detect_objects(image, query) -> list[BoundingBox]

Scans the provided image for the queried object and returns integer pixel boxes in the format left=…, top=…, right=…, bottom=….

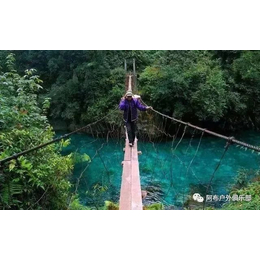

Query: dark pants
left=126, top=121, right=137, bottom=144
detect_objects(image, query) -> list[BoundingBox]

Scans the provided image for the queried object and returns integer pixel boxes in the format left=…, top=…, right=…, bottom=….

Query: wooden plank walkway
left=119, top=71, right=142, bottom=210
left=125, top=74, right=134, bottom=92
left=119, top=136, right=143, bottom=210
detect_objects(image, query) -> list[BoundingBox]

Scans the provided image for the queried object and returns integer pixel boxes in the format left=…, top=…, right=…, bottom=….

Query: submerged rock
left=142, top=184, right=165, bottom=206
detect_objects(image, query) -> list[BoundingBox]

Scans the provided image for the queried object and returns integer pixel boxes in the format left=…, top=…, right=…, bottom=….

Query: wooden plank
left=124, top=126, right=131, bottom=161
left=131, top=139, right=142, bottom=210
left=124, top=139, right=131, bottom=161
left=131, top=161, right=142, bottom=210
left=119, top=161, right=132, bottom=209
left=119, top=75, right=142, bottom=210
left=119, top=138, right=143, bottom=210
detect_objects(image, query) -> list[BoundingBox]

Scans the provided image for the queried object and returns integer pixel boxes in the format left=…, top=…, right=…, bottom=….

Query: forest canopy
left=1, top=50, right=260, bottom=133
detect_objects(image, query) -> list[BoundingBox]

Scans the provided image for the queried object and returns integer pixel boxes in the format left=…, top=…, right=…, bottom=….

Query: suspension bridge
left=1, top=61, right=260, bottom=210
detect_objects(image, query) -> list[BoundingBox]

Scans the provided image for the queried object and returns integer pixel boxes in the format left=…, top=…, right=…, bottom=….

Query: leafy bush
left=222, top=181, right=260, bottom=210
left=143, top=203, right=164, bottom=210
left=0, top=54, right=75, bottom=209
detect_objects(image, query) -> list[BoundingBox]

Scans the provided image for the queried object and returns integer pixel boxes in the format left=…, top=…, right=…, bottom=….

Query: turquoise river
left=58, top=130, right=260, bottom=209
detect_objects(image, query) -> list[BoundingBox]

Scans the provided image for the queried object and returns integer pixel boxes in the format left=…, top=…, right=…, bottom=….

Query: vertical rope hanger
left=202, top=137, right=234, bottom=210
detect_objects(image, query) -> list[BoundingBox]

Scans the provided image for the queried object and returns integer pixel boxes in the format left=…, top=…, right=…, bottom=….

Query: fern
left=0, top=182, right=23, bottom=208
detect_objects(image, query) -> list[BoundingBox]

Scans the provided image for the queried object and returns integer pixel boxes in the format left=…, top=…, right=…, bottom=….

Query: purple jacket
left=119, top=98, right=147, bottom=122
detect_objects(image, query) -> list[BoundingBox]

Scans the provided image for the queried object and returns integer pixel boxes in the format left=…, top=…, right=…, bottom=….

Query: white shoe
left=129, top=143, right=133, bottom=147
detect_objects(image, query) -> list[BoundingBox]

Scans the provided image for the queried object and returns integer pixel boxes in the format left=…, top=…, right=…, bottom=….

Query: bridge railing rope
left=0, top=105, right=119, bottom=166
left=140, top=98, right=260, bottom=153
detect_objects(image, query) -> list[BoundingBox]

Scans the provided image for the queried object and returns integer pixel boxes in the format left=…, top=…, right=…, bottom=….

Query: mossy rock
left=104, top=201, right=119, bottom=210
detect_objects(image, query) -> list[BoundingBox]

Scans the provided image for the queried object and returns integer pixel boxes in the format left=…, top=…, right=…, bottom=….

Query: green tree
left=0, top=54, right=74, bottom=209
left=139, top=51, right=228, bottom=122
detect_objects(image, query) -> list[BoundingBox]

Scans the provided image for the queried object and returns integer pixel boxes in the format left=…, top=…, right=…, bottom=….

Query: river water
left=59, top=130, right=260, bottom=209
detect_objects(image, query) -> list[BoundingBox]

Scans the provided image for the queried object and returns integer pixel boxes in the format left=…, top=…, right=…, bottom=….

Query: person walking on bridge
left=119, top=91, right=152, bottom=147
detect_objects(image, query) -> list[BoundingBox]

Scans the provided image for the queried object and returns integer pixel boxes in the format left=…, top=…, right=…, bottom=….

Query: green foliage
left=103, top=201, right=165, bottom=210
left=138, top=50, right=260, bottom=131
left=6, top=51, right=152, bottom=127
left=104, top=200, right=119, bottom=210
left=143, top=202, right=164, bottom=210
left=5, top=50, right=260, bottom=132
left=222, top=181, right=260, bottom=210
left=139, top=51, right=228, bottom=122
left=42, top=97, right=51, bottom=115
left=221, top=167, right=260, bottom=210
left=72, top=153, right=91, bottom=164
left=85, top=183, right=109, bottom=209
left=0, top=54, right=75, bottom=210
left=69, top=196, right=91, bottom=210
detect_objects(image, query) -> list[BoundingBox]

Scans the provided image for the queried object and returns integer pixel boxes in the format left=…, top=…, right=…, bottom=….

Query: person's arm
left=119, top=97, right=126, bottom=110
left=135, top=99, right=151, bottom=111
